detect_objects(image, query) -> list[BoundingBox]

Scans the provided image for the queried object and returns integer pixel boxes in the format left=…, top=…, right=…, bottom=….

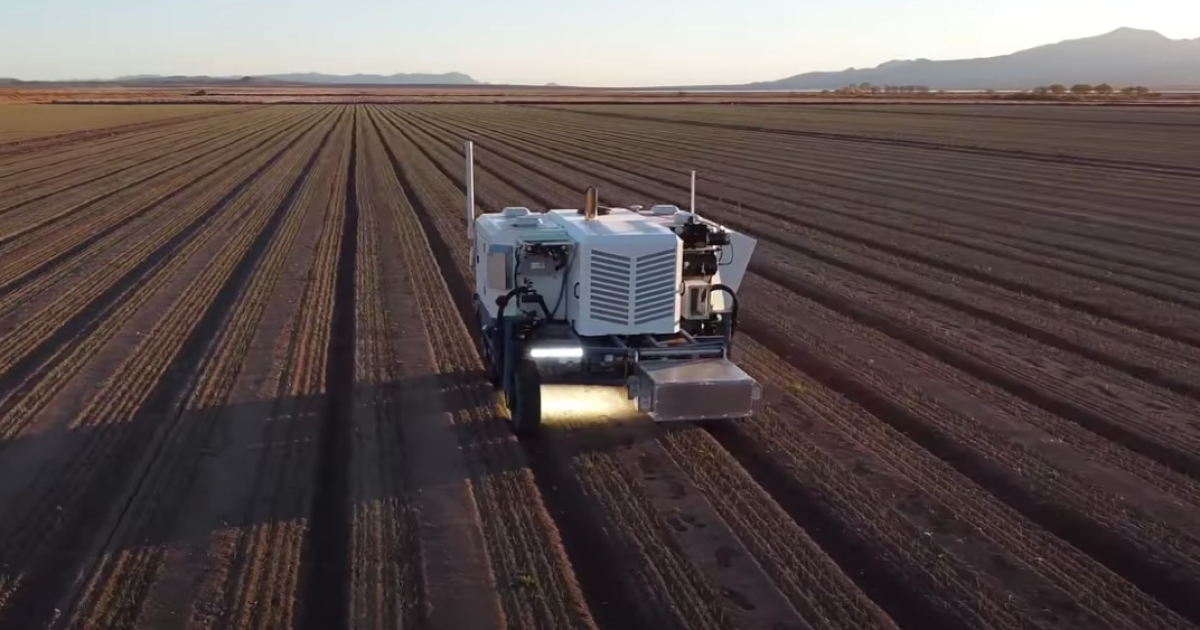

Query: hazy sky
left=2, top=0, right=1197, bottom=86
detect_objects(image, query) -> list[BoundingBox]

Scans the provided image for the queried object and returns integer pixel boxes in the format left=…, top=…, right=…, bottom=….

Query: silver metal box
left=629, top=358, right=760, bottom=422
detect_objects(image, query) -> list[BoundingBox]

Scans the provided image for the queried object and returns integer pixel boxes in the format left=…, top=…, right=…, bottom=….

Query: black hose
left=550, top=249, right=574, bottom=320
left=495, top=285, right=530, bottom=313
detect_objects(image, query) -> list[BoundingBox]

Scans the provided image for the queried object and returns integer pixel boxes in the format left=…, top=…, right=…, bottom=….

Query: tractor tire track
left=344, top=107, right=433, bottom=630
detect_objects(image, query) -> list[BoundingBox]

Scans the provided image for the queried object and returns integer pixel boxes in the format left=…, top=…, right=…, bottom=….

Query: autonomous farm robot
left=465, top=141, right=763, bottom=434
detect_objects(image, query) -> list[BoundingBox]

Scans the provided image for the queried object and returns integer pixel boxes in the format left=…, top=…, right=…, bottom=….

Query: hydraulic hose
left=495, top=285, right=530, bottom=313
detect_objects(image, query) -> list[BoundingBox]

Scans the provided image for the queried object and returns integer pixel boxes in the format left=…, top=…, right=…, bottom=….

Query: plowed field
left=1, top=103, right=1199, bottom=630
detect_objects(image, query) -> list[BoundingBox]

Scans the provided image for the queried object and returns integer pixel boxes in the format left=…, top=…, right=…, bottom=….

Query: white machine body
left=473, top=207, right=571, bottom=321
left=472, top=205, right=756, bottom=339
left=464, top=140, right=763, bottom=427
left=552, top=209, right=679, bottom=336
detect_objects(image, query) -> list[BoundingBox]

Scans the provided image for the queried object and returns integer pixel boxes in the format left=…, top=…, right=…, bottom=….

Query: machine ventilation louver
left=588, top=250, right=632, bottom=324
left=587, top=249, right=677, bottom=326
left=634, top=250, right=677, bottom=324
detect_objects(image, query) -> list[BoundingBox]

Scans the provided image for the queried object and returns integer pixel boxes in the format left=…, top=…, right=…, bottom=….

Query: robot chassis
left=465, top=141, right=762, bottom=434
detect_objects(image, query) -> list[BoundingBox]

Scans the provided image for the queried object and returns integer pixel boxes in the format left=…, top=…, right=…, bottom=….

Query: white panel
left=545, top=209, right=681, bottom=337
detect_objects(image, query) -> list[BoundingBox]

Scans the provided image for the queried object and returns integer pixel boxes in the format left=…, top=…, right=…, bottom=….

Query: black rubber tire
left=482, top=329, right=501, bottom=387
left=508, top=359, right=542, bottom=436
left=475, top=305, right=501, bottom=387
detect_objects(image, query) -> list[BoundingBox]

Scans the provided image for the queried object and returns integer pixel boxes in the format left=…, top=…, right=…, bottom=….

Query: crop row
left=384, top=104, right=1200, bottom=629
left=0, top=106, right=341, bottom=628
left=536, top=104, right=1200, bottom=173
left=0, top=104, right=1197, bottom=630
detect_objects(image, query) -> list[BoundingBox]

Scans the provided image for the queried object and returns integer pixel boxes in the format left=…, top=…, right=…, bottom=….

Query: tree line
left=826, top=83, right=932, bottom=95
left=819, top=82, right=1160, bottom=99
left=1027, top=84, right=1155, bottom=96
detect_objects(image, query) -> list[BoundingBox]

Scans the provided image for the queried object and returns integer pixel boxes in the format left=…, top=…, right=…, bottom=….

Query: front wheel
left=508, top=359, right=542, bottom=435
left=481, top=327, right=501, bottom=387
left=476, top=304, right=500, bottom=388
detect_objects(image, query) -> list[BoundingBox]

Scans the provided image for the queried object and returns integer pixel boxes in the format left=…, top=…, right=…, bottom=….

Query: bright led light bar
left=529, top=346, right=584, bottom=359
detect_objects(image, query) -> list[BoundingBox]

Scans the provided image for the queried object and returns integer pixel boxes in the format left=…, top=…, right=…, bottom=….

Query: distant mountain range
left=2, top=28, right=1197, bottom=90
left=266, top=72, right=477, bottom=84
left=114, top=72, right=479, bottom=85
left=727, top=28, right=1200, bottom=90
left=1, top=72, right=480, bottom=87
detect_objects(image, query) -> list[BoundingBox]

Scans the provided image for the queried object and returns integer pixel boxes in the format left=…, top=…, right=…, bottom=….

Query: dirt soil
left=0, top=102, right=1198, bottom=630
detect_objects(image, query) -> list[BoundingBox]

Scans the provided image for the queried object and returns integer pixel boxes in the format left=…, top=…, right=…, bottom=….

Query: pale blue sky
left=2, top=0, right=1196, bottom=86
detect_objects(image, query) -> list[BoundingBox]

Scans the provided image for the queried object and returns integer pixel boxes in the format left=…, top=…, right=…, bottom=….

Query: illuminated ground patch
left=539, top=384, right=644, bottom=426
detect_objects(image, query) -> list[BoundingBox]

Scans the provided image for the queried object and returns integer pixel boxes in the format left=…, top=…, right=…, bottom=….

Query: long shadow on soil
left=0, top=375, right=496, bottom=555
left=0, top=370, right=661, bottom=630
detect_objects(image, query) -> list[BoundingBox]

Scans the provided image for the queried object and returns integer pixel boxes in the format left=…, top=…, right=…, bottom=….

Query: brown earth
left=4, top=85, right=1200, bottom=105
left=0, top=102, right=1198, bottom=630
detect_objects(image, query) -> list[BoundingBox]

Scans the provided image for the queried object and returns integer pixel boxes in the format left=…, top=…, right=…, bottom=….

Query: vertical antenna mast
left=465, top=141, right=475, bottom=238
left=690, top=170, right=697, bottom=216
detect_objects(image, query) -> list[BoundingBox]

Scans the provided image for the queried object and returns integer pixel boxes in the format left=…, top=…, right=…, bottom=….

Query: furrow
left=502, top=108, right=1200, bottom=275
left=0, top=109, right=325, bottom=326
left=0, top=110, right=329, bottom=443
left=302, top=104, right=358, bottom=630
left=0, top=108, right=310, bottom=241
left=382, top=106, right=900, bottom=630
left=47, top=109, right=342, bottom=630
left=0, top=108, right=337, bottom=630
left=370, top=108, right=608, bottom=630
left=209, top=107, right=350, bottom=630
left=344, top=106, right=429, bottom=630
left=531, top=105, right=1200, bottom=178
left=0, top=107, right=268, bottom=199
left=404, top=109, right=1200, bottom=468
left=393, top=105, right=1200, bottom=624
left=515, top=106, right=1200, bottom=241
left=0, top=107, right=241, bottom=162
left=413, top=107, right=1200, bottom=349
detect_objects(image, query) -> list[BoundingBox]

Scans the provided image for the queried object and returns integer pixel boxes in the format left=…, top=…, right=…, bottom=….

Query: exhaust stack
left=584, top=186, right=598, bottom=221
